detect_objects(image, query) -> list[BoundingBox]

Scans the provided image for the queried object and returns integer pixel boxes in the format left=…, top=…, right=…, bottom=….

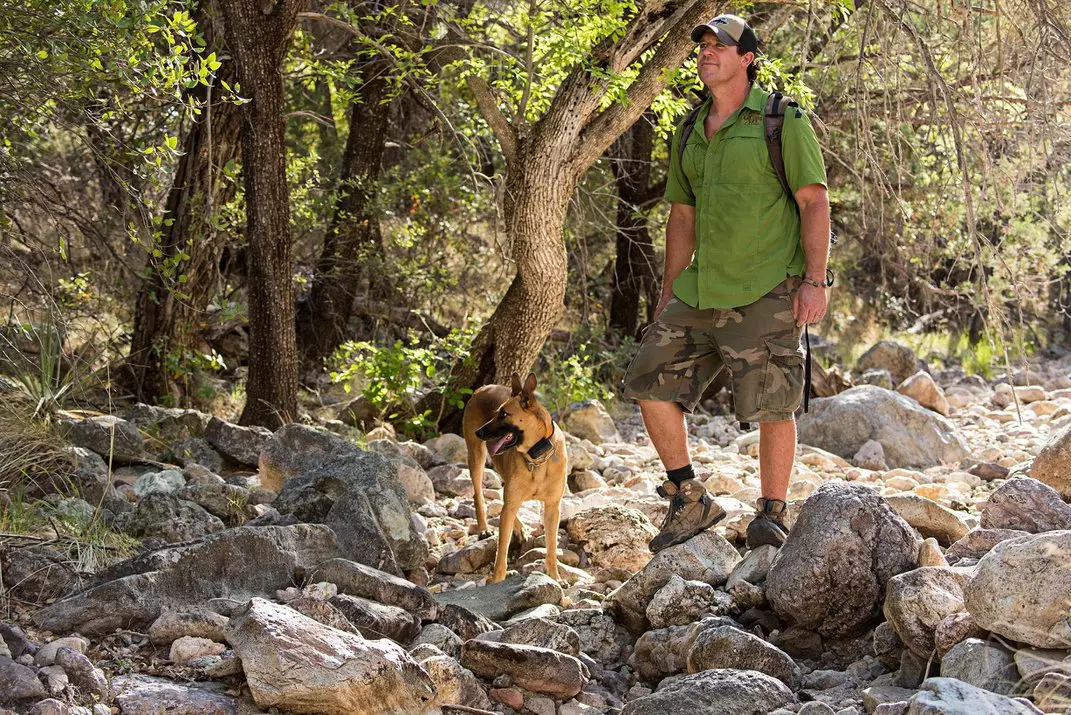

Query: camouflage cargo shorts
left=622, top=276, right=805, bottom=422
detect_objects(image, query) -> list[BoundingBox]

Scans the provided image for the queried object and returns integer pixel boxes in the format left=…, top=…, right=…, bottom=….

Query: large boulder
left=309, top=558, right=439, bottom=620
left=60, top=414, right=145, bottom=463
left=566, top=506, right=658, bottom=573
left=268, top=427, right=427, bottom=574
left=328, top=594, right=421, bottom=644
left=946, top=528, right=1030, bottom=564
left=856, top=340, right=920, bottom=386
left=885, top=494, right=970, bottom=546
left=1030, top=422, right=1071, bottom=499
left=433, top=572, right=562, bottom=623
left=940, top=638, right=1019, bottom=695
left=460, top=640, right=588, bottom=699
left=621, top=669, right=794, bottom=715
left=686, top=625, right=801, bottom=690
left=111, top=674, right=238, bottom=714
left=125, top=404, right=211, bottom=441
left=227, top=598, right=436, bottom=714
left=205, top=416, right=272, bottom=467
left=905, top=677, right=1042, bottom=714
left=767, top=482, right=920, bottom=638
left=796, top=386, right=968, bottom=469
left=883, top=566, right=969, bottom=658
left=34, top=525, right=341, bottom=635
left=980, top=477, right=1071, bottom=533
left=125, top=493, right=225, bottom=543
left=366, top=439, right=436, bottom=505
left=605, top=531, right=741, bottom=635
left=554, top=608, right=634, bottom=666
left=963, top=530, right=1071, bottom=648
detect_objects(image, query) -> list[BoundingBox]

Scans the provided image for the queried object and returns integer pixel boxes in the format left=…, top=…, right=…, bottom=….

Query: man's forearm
left=662, top=203, right=697, bottom=297
left=798, top=192, right=831, bottom=281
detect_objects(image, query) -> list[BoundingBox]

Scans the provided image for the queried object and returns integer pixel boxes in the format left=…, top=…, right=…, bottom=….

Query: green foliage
left=538, top=342, right=617, bottom=415
left=0, top=318, right=75, bottom=420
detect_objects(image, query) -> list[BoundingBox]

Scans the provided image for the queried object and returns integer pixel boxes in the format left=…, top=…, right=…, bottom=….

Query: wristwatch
left=801, top=270, right=835, bottom=288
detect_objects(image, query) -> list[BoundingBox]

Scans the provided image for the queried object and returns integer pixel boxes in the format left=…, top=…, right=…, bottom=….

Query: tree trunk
left=218, top=0, right=305, bottom=429
left=296, top=58, right=393, bottom=367
left=126, top=1, right=240, bottom=403
left=608, top=114, right=660, bottom=340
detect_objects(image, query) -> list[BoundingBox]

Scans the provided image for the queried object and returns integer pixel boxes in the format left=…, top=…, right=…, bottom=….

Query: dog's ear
left=523, top=373, right=537, bottom=398
left=510, top=372, right=523, bottom=396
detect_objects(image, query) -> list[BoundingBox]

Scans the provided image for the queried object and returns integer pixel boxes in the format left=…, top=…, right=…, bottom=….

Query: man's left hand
left=793, top=282, right=828, bottom=327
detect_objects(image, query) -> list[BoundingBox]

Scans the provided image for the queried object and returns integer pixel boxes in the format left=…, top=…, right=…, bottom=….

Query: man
left=623, top=14, right=831, bottom=552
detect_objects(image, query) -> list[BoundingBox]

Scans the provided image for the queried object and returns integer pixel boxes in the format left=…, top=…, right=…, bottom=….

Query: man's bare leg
left=638, top=400, right=691, bottom=470
left=747, top=418, right=796, bottom=548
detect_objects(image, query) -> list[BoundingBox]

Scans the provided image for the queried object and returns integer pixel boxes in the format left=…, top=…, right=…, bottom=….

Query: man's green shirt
left=664, top=85, right=827, bottom=309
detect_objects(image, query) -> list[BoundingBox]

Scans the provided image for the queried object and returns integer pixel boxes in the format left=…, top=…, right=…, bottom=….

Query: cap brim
left=691, top=23, right=738, bottom=45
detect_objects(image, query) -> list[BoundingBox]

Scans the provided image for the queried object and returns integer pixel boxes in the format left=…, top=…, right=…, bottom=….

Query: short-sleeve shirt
left=664, top=84, right=827, bottom=309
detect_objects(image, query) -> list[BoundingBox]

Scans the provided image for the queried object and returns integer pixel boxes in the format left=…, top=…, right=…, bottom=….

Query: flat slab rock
left=433, top=573, right=563, bottom=623
left=111, top=674, right=239, bottom=715
left=621, top=668, right=795, bottom=715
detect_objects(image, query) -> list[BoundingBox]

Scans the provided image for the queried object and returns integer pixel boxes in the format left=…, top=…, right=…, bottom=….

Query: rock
left=946, top=528, right=1030, bottom=564
left=555, top=608, right=634, bottom=666
left=329, top=594, right=422, bottom=644
left=437, top=537, right=497, bottom=574
left=873, top=621, right=905, bottom=667
left=126, top=404, right=211, bottom=441
left=410, top=624, right=463, bottom=660
left=1014, top=647, right=1071, bottom=684
left=606, top=531, right=741, bottom=635
left=562, top=400, right=621, bottom=444
left=567, top=506, right=658, bottom=573
left=226, top=598, right=435, bottom=713
left=727, top=544, right=778, bottom=587
left=420, top=654, right=493, bottom=710
left=883, top=567, right=968, bottom=658
left=933, top=612, right=985, bottom=659
left=55, top=646, right=108, bottom=698
left=500, top=617, right=581, bottom=656
left=1030, top=422, right=1071, bottom=499
left=963, top=530, right=1071, bottom=648
left=0, top=624, right=35, bottom=660
left=34, top=636, right=88, bottom=666
left=860, top=368, right=895, bottom=390
left=205, top=416, right=272, bottom=467
left=687, top=625, right=801, bottom=690
left=917, top=538, right=947, bottom=568
left=60, top=414, right=144, bottom=463
left=111, top=674, right=239, bottom=714
left=288, top=595, right=359, bottom=635
left=269, top=429, right=427, bottom=574
left=66, top=447, right=114, bottom=506
left=767, top=482, right=919, bottom=638
left=864, top=686, right=917, bottom=712
left=461, top=639, right=588, bottom=699
left=905, top=677, right=1041, bottom=714
left=309, top=558, right=439, bottom=620
left=168, top=438, right=223, bottom=473
left=0, top=656, right=47, bottom=705
left=980, top=477, right=1071, bottom=533
left=969, top=462, right=1010, bottom=482
left=148, top=607, right=230, bottom=645
left=940, top=639, right=1018, bottom=695
left=125, top=493, right=225, bottom=542
left=336, top=394, right=380, bottom=428
left=797, top=386, right=968, bottom=469
left=621, top=668, right=795, bottom=715
left=1, top=547, right=79, bottom=603
left=646, top=574, right=717, bottom=629
left=897, top=372, right=950, bottom=416
left=770, top=626, right=824, bottom=661
left=131, top=469, right=186, bottom=497
left=854, top=440, right=888, bottom=470
left=169, top=636, right=225, bottom=665
left=436, top=602, right=498, bottom=641
left=885, top=495, right=969, bottom=547
left=423, top=432, right=468, bottom=466
left=366, top=439, right=436, bottom=505
left=434, top=572, right=562, bottom=622
left=427, top=464, right=474, bottom=497
left=34, top=524, right=341, bottom=635
left=570, top=469, right=608, bottom=492
left=857, top=341, right=920, bottom=386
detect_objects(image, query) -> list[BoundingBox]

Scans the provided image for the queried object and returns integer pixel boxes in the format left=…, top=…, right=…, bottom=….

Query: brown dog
left=462, top=373, right=567, bottom=583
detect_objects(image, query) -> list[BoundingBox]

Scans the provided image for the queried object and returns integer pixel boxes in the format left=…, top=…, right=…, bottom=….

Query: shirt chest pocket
left=718, top=122, right=775, bottom=184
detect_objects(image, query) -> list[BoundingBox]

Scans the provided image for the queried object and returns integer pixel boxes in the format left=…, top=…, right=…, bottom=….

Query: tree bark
left=608, top=114, right=661, bottom=340
left=126, top=1, right=240, bottom=403
left=218, top=0, right=305, bottom=428
left=296, top=58, right=393, bottom=367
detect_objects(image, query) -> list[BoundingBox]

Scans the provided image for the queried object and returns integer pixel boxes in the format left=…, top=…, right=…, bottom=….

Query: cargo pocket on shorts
left=757, top=339, right=805, bottom=416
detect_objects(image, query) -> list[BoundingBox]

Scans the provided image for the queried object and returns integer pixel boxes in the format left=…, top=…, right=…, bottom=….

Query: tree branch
left=467, top=76, right=519, bottom=167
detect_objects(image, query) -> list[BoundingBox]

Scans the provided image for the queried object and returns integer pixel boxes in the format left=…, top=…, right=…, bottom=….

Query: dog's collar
left=522, top=425, right=556, bottom=470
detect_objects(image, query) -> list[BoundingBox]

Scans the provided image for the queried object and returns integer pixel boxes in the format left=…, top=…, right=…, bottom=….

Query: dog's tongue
left=488, top=434, right=512, bottom=456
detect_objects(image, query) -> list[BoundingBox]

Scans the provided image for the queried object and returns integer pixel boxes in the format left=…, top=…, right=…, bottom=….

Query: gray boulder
left=309, top=558, right=439, bottom=620
left=204, top=416, right=272, bottom=467
left=111, top=674, right=238, bottom=714
left=329, top=594, right=421, bottom=644
left=461, top=639, right=588, bottom=699
left=883, top=566, right=969, bottom=658
left=169, top=437, right=223, bottom=472
left=126, top=404, right=211, bottom=441
left=857, top=340, right=920, bottom=386
left=60, top=414, right=145, bottom=463
left=621, top=668, right=795, bottom=715
left=555, top=608, right=634, bottom=666
left=125, top=493, right=225, bottom=543
left=946, top=528, right=1030, bottom=565
left=767, top=482, right=919, bottom=638
left=940, top=638, right=1019, bottom=695
left=500, top=616, right=581, bottom=656
left=687, top=625, right=802, bottom=690
left=0, top=656, right=47, bottom=706
left=905, top=677, right=1042, bottom=714
left=433, top=572, right=563, bottom=623
left=980, top=477, right=1071, bottom=533
left=797, top=386, right=968, bottom=469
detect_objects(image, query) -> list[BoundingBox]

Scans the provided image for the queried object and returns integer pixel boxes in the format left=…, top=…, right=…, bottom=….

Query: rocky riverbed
left=2, top=340, right=1071, bottom=715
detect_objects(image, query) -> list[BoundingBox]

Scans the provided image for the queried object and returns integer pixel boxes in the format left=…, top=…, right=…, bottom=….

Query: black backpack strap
left=803, top=324, right=812, bottom=413
left=764, top=91, right=798, bottom=205
left=676, top=102, right=705, bottom=196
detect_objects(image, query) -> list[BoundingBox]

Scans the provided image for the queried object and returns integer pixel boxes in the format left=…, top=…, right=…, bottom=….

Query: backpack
left=673, top=91, right=834, bottom=418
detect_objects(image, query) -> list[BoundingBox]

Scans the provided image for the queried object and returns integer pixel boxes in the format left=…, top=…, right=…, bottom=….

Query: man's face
left=696, top=30, right=752, bottom=88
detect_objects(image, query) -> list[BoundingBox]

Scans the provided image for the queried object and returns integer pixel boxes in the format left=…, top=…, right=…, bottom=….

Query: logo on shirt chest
left=742, top=112, right=762, bottom=126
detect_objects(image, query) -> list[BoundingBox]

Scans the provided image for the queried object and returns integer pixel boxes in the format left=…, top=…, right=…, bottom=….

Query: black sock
left=666, top=464, right=695, bottom=486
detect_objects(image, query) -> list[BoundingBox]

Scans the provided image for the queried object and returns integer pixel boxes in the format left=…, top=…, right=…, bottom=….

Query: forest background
left=2, top=0, right=1070, bottom=440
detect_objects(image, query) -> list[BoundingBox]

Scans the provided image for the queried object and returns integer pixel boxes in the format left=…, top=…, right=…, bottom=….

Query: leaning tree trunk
left=609, top=114, right=660, bottom=340
left=126, top=2, right=240, bottom=403
left=218, top=0, right=305, bottom=429
left=296, top=58, right=394, bottom=367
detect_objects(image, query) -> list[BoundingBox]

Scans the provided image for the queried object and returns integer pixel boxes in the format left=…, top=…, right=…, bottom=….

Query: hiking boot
left=746, top=497, right=790, bottom=549
left=649, top=478, right=726, bottom=553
